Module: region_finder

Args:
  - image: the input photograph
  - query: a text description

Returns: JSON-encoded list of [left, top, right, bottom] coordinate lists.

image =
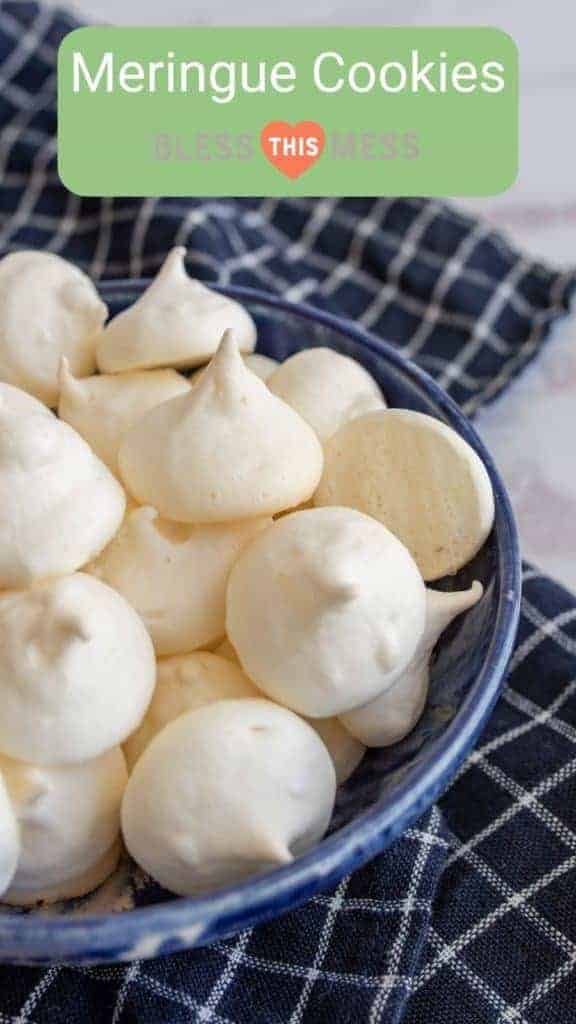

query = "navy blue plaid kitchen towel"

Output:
[[1, 4, 576, 1022]]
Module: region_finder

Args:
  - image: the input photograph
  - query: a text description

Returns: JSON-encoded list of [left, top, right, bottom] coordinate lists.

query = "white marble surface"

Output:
[[62, 1, 576, 589]]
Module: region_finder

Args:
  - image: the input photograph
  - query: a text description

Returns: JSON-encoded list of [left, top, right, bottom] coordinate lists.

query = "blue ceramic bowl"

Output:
[[0, 282, 521, 964]]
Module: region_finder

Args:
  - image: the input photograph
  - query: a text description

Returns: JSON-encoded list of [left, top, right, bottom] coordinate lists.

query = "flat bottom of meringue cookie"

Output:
[[2, 841, 121, 907]]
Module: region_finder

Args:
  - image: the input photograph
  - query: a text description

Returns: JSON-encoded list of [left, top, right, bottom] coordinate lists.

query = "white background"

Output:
[[62, 1, 576, 588]]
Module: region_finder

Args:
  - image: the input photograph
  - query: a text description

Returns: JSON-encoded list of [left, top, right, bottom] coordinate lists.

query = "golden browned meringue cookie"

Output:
[[315, 409, 495, 580]]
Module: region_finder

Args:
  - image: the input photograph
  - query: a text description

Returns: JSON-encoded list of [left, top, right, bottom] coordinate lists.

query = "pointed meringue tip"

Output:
[[313, 564, 359, 602], [158, 246, 188, 281], [216, 329, 240, 360], [203, 329, 245, 389], [425, 580, 484, 642], [256, 836, 293, 867]]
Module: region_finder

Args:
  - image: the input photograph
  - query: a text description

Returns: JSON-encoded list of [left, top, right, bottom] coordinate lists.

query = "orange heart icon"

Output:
[[260, 121, 325, 180]]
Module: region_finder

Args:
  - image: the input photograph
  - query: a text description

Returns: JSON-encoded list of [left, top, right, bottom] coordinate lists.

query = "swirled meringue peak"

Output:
[[0, 574, 156, 766], [0, 400, 126, 589], [268, 347, 385, 442], [118, 332, 324, 523], [123, 651, 260, 770], [96, 247, 256, 373], [0, 771, 19, 899], [90, 506, 271, 656], [341, 582, 483, 746], [0, 748, 127, 905], [227, 507, 427, 717], [122, 699, 336, 896], [58, 359, 191, 475], [0, 251, 107, 407]]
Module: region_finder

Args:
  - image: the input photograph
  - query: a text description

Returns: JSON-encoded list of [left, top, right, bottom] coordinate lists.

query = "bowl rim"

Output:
[[0, 281, 521, 962]]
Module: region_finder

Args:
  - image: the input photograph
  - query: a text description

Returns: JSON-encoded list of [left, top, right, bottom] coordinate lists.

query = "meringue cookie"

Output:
[[0, 404, 126, 589], [268, 347, 385, 442], [0, 748, 127, 905], [122, 699, 336, 896], [341, 583, 483, 746], [118, 333, 324, 523], [58, 360, 191, 475], [90, 506, 271, 656], [227, 507, 426, 717], [315, 409, 495, 580], [123, 651, 260, 770], [97, 247, 256, 374], [214, 637, 364, 783], [0, 251, 107, 406], [0, 772, 19, 898], [0, 574, 155, 765]]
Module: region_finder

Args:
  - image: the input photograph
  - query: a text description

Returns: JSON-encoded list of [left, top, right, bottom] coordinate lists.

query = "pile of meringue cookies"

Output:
[[0, 246, 495, 904]]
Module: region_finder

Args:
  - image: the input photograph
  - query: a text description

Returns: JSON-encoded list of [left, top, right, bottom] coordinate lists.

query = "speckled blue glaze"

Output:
[[0, 282, 521, 964]]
